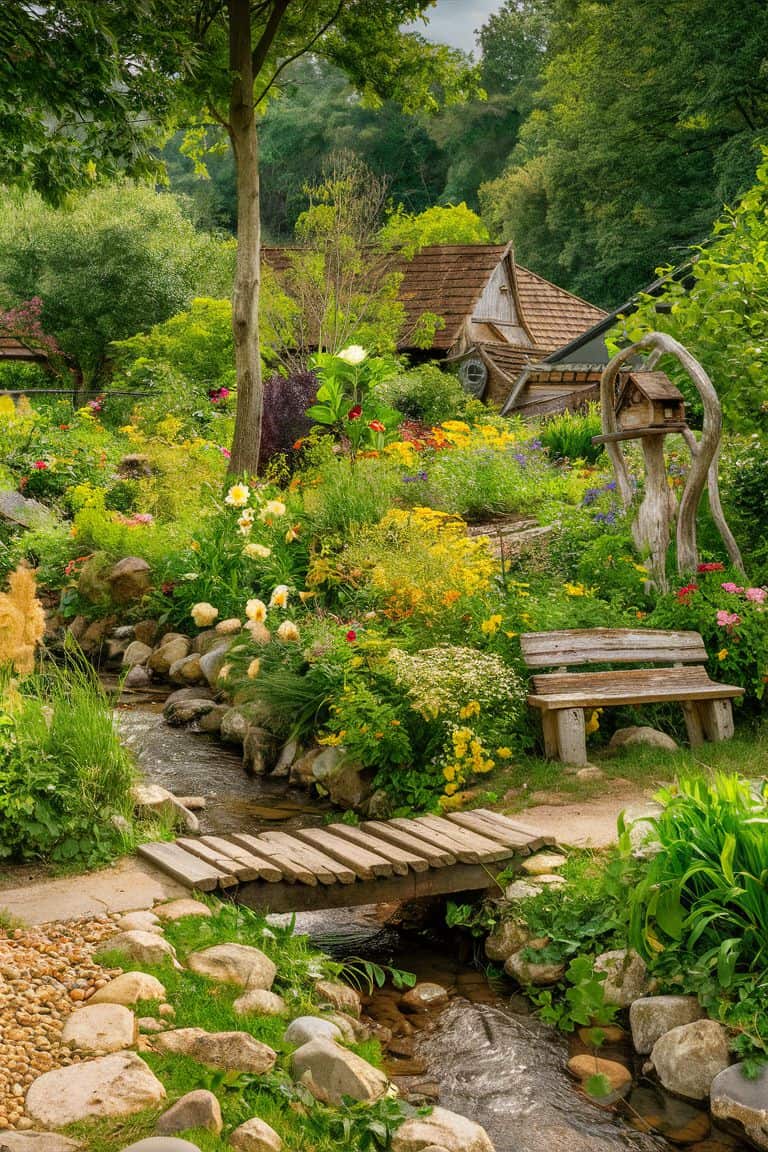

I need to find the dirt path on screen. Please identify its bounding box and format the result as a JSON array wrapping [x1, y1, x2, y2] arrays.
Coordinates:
[[514, 777, 658, 848]]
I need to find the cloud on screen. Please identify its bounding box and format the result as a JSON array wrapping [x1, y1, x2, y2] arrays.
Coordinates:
[[404, 0, 500, 55]]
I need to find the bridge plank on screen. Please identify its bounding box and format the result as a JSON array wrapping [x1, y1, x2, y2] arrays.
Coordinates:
[[362, 821, 455, 867], [387, 817, 481, 864], [258, 831, 356, 885], [293, 827, 394, 880], [472, 809, 555, 850], [137, 841, 235, 891], [445, 810, 536, 850], [176, 838, 242, 885], [325, 825, 423, 874], [200, 835, 282, 883], [413, 816, 512, 862], [228, 833, 315, 886]]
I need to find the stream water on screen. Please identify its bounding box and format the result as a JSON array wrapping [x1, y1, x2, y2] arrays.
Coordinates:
[[118, 702, 747, 1152]]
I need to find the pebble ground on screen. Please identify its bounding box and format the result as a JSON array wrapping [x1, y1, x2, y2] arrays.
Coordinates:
[[0, 915, 120, 1130]]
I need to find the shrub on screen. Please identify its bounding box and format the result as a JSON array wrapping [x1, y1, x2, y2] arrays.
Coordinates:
[[261, 370, 317, 465], [374, 363, 471, 426], [300, 440, 403, 542], [539, 405, 605, 464]]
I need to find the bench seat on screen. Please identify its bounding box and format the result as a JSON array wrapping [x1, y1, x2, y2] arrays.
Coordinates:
[[528, 665, 744, 710]]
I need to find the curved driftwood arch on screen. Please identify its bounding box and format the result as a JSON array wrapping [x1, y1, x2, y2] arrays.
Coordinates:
[[599, 332, 744, 589]]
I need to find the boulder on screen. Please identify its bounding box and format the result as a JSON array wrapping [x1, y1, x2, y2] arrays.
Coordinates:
[[168, 654, 204, 686], [186, 943, 276, 990], [25, 1052, 166, 1127], [608, 726, 678, 754], [108, 557, 152, 603], [153, 1029, 277, 1074], [504, 941, 565, 986], [593, 949, 651, 1007], [62, 1003, 137, 1053], [271, 740, 299, 779], [233, 989, 287, 1017], [284, 1016, 343, 1046], [484, 920, 529, 963], [164, 697, 217, 726], [149, 637, 190, 676], [0, 488, 56, 529], [521, 853, 567, 876], [503, 880, 543, 902], [311, 747, 346, 783], [153, 899, 212, 922], [400, 983, 450, 1013], [133, 619, 160, 646], [81, 616, 115, 652], [325, 1012, 370, 1043], [88, 972, 166, 1006], [99, 930, 179, 969], [198, 705, 229, 734], [629, 995, 704, 1055], [220, 708, 251, 744], [199, 642, 233, 687], [291, 1038, 388, 1104], [290, 748, 322, 787], [131, 784, 199, 833], [650, 1019, 730, 1100], [314, 980, 361, 1018], [124, 665, 152, 689], [155, 1090, 222, 1136], [711, 1063, 768, 1150], [229, 1117, 283, 1152], [392, 1106, 494, 1152], [123, 641, 154, 667], [0, 1136, 82, 1151], [192, 628, 221, 655], [116, 910, 161, 933], [328, 762, 374, 810], [139, 1017, 166, 1034], [77, 555, 112, 603], [243, 728, 279, 776], [159, 633, 189, 647], [216, 617, 242, 635], [566, 1054, 632, 1097]]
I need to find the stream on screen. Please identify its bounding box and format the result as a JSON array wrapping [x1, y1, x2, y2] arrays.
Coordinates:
[[118, 702, 747, 1152]]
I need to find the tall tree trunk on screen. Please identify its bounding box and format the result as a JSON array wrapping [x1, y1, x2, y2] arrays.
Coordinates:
[[227, 0, 263, 476]]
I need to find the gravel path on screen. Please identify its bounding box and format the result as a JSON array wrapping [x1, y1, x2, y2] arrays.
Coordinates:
[[0, 916, 120, 1130]]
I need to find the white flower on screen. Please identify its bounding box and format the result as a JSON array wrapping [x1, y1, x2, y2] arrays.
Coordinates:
[[259, 499, 287, 520], [337, 344, 367, 366], [225, 483, 250, 508], [243, 543, 272, 559], [247, 658, 261, 679], [245, 598, 267, 622], [277, 620, 300, 642], [191, 602, 219, 627], [237, 514, 253, 536], [269, 584, 289, 609]]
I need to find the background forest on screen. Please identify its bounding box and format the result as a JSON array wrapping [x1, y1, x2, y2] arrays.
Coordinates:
[[164, 0, 768, 309]]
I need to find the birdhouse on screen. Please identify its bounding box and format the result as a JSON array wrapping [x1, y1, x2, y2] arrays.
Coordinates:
[[614, 371, 686, 436]]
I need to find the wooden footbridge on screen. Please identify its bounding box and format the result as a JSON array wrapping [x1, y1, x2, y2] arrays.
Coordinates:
[[137, 810, 554, 912]]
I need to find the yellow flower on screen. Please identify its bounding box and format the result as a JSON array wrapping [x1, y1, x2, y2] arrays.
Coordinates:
[[444, 782, 459, 796], [190, 540, 200, 552], [217, 663, 232, 681], [585, 709, 601, 735], [276, 620, 300, 642], [191, 602, 219, 627], [459, 700, 481, 719], [717, 648, 728, 661], [247, 658, 261, 679], [245, 598, 267, 622], [443, 765, 457, 782], [337, 344, 367, 365], [298, 590, 316, 603], [441, 420, 471, 434], [269, 585, 289, 609], [481, 614, 502, 635], [564, 582, 588, 597], [285, 524, 300, 543], [243, 543, 272, 559], [259, 499, 287, 520], [496, 747, 512, 759], [225, 483, 250, 508]]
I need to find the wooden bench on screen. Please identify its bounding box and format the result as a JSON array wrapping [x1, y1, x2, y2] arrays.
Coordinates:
[[520, 628, 744, 766]]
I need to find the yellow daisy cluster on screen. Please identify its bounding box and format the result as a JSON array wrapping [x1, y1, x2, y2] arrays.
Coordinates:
[[383, 440, 419, 466], [442, 726, 495, 796]]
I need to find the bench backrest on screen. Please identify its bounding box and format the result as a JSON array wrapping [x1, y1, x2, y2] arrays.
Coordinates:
[[520, 628, 708, 669]]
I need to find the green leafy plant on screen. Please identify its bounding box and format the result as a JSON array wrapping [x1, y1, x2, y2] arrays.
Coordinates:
[[307, 346, 399, 455]]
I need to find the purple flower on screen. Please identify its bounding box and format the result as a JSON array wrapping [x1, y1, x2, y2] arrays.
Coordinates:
[[582, 487, 601, 506]]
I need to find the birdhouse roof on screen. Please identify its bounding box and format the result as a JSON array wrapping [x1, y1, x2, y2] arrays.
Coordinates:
[[619, 370, 684, 404]]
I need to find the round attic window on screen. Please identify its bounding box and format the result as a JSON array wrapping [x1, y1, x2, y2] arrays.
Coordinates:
[[458, 356, 488, 397]]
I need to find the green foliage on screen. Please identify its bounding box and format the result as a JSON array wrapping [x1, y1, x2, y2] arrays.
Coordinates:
[[379, 203, 489, 255], [531, 955, 618, 1033], [299, 440, 404, 542], [0, 653, 137, 865], [374, 363, 471, 426], [0, 185, 230, 386], [612, 154, 768, 432], [307, 346, 400, 454], [539, 405, 604, 464]]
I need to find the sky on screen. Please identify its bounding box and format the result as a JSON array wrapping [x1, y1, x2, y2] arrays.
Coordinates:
[[403, 1, 501, 55]]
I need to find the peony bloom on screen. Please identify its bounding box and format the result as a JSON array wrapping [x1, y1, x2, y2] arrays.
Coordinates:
[[243, 543, 272, 560], [337, 344, 367, 366], [225, 483, 250, 507], [32, 460, 48, 470], [245, 598, 267, 622], [347, 405, 363, 421], [677, 583, 698, 603], [259, 499, 286, 520], [277, 620, 300, 642], [716, 610, 741, 628], [191, 602, 219, 627], [721, 582, 744, 594], [746, 587, 767, 604], [247, 658, 261, 679], [269, 584, 289, 609]]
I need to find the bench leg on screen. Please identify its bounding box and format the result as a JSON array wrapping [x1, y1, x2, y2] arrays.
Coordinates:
[[699, 699, 735, 742], [554, 708, 587, 766], [541, 711, 560, 759], [681, 702, 705, 747]]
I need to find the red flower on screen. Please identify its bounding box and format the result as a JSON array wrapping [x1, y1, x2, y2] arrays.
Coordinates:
[[697, 562, 725, 573], [677, 583, 698, 603], [161, 581, 175, 596], [347, 405, 362, 421], [32, 460, 48, 470], [59, 423, 70, 431], [292, 439, 304, 450], [345, 630, 357, 642], [368, 419, 385, 433]]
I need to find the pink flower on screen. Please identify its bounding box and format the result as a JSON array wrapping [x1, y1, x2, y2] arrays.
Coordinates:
[[219, 447, 231, 459], [746, 587, 767, 604], [721, 582, 744, 594], [716, 610, 741, 629], [32, 460, 48, 470]]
